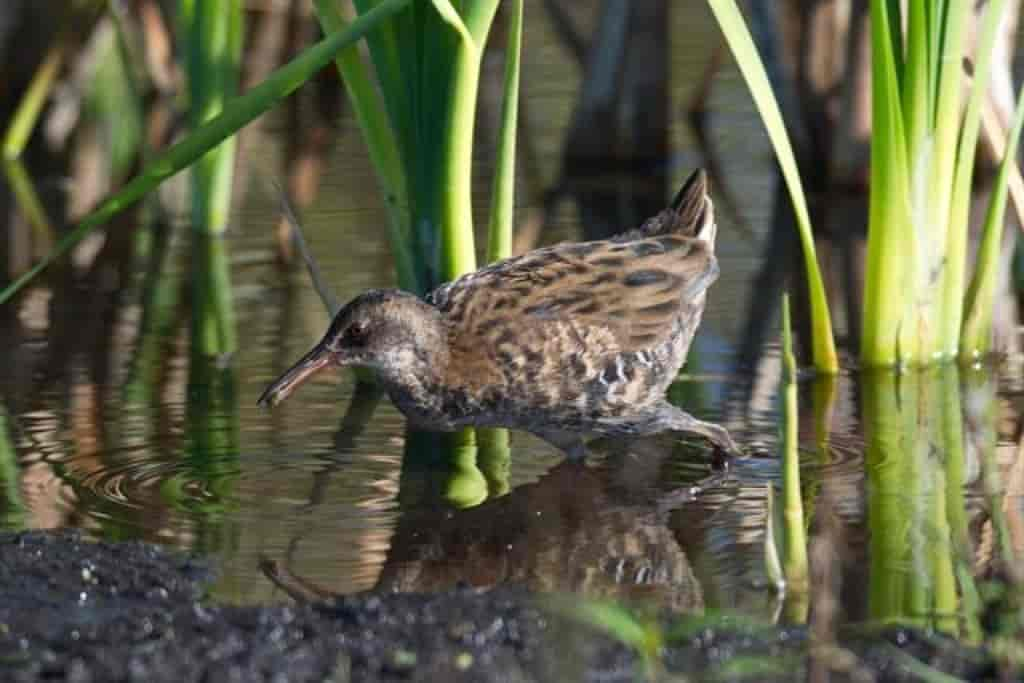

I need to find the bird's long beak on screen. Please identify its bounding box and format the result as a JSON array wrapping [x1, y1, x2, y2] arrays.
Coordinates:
[[258, 340, 332, 408]]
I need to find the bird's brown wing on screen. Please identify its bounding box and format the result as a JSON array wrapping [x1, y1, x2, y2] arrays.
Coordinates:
[[428, 233, 718, 354]]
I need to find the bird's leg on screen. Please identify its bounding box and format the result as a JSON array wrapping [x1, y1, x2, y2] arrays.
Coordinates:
[[536, 430, 589, 461], [654, 402, 743, 457]]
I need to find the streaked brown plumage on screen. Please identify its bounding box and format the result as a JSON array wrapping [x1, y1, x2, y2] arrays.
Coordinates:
[[259, 169, 739, 459]]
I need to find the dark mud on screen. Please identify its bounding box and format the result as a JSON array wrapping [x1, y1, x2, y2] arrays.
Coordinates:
[[0, 531, 1002, 682]]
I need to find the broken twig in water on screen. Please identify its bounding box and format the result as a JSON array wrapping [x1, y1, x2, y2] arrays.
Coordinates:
[[273, 180, 341, 316]]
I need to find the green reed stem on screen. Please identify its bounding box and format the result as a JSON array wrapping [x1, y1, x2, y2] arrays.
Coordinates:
[[939, 0, 1007, 358], [436, 4, 485, 280], [183, 0, 243, 235], [929, 0, 972, 359], [485, 0, 522, 265], [1, 15, 81, 161], [961, 85, 1024, 358], [2, 159, 54, 255], [863, 0, 1008, 365], [862, 0, 911, 366]]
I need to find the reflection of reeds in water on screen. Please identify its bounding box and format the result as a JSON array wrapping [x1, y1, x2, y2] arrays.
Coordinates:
[[765, 294, 808, 597], [0, 405, 25, 530], [862, 366, 970, 635]]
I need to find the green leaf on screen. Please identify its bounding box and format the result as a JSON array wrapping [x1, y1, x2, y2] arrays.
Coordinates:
[[549, 597, 663, 678], [862, 0, 912, 366], [960, 85, 1024, 357], [941, 0, 1008, 355], [706, 0, 837, 373]]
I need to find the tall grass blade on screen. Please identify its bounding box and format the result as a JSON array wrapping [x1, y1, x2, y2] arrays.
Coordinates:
[[0, 0, 415, 306], [981, 96, 1024, 234], [927, 1, 971, 346], [706, 0, 837, 373], [184, 0, 244, 235], [902, 1, 930, 166], [1, 18, 79, 160], [485, 0, 522, 264], [2, 160, 54, 254], [960, 85, 1024, 358], [3, 44, 62, 159], [184, 0, 246, 360], [944, 0, 1009, 355], [862, 0, 912, 366], [351, 0, 415, 197]]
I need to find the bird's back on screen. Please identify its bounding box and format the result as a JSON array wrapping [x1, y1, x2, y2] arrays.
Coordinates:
[[426, 169, 719, 430]]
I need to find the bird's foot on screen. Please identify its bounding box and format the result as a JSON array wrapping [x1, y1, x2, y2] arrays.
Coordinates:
[[657, 402, 746, 461]]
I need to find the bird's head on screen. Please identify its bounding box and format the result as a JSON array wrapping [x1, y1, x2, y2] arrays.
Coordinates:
[[258, 289, 444, 407]]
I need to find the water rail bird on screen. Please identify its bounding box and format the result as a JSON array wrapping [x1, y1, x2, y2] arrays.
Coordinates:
[[259, 169, 739, 459]]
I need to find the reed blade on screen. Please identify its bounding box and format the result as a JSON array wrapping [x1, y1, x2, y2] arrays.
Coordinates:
[[960, 84, 1024, 358], [706, 0, 838, 373]]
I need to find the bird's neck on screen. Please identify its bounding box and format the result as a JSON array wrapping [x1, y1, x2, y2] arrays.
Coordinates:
[[374, 316, 452, 414]]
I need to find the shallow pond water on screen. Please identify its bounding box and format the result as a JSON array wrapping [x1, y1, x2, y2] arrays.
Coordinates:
[[2, 2, 1022, 652]]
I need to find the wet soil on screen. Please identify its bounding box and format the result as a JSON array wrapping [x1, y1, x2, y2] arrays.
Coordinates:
[[0, 531, 1002, 682]]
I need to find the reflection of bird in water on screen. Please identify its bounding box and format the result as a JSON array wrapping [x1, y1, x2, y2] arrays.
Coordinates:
[[260, 170, 737, 460], [262, 457, 711, 613]]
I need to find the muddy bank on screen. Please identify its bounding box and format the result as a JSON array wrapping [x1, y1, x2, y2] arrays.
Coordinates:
[[0, 531, 1000, 682]]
